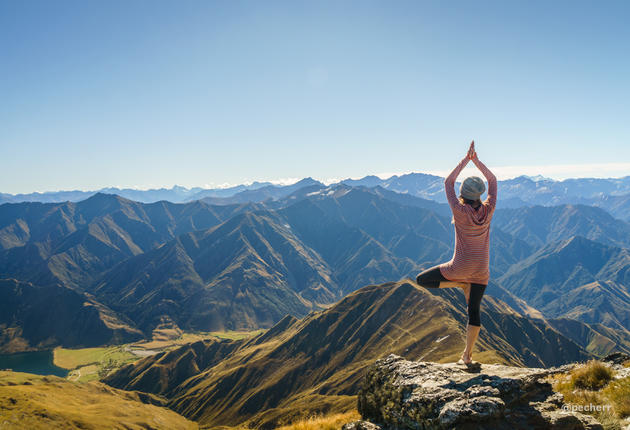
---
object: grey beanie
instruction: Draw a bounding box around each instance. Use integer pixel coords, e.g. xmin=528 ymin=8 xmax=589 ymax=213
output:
xmin=460 ymin=176 xmax=486 ymax=200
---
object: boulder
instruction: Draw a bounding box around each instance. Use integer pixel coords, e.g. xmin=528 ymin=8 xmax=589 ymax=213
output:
xmin=342 ymin=421 xmax=383 ymax=430
xmin=354 ymin=354 xmax=603 ymax=430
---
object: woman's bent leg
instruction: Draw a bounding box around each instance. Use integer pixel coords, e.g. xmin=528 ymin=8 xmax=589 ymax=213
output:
xmin=416 ymin=266 xmax=469 ymax=289
xmin=416 ymin=266 xmax=446 ymax=288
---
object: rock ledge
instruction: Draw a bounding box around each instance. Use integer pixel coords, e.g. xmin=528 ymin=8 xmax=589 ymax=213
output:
xmin=343 ymin=354 xmax=604 ymax=430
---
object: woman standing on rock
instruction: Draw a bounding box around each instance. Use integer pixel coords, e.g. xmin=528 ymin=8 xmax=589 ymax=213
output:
xmin=416 ymin=141 xmax=497 ymax=365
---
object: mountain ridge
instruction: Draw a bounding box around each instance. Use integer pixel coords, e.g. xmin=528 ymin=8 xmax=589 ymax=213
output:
xmin=104 ymin=279 xmax=594 ymax=429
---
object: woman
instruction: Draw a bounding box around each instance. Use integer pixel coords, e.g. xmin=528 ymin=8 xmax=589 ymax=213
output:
xmin=416 ymin=140 xmax=497 ymax=365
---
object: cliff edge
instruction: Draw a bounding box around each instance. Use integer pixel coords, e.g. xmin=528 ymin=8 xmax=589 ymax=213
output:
xmin=343 ymin=353 xmax=630 ymax=430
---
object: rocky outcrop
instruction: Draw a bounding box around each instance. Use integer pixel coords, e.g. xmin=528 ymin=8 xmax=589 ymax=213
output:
xmin=344 ymin=354 xmax=605 ymax=430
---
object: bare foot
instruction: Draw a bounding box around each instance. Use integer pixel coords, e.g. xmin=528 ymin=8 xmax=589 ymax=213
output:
xmin=460 ymin=351 xmax=472 ymax=364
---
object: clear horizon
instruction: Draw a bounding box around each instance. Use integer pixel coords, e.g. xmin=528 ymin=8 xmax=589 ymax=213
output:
xmin=2 ymin=1 xmax=629 ymax=194
xmin=3 ymin=163 xmax=630 ymax=195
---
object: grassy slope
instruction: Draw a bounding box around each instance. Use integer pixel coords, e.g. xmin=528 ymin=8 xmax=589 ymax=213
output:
xmin=106 ymin=280 xmax=591 ymax=429
xmin=53 ymin=330 xmax=264 ymax=382
xmin=0 ymin=371 xmax=197 ymax=430
xmin=54 ymin=346 xmax=138 ymax=382
xmin=275 ymin=410 xmax=361 ymax=430
xmin=54 ymin=346 xmax=136 ymax=370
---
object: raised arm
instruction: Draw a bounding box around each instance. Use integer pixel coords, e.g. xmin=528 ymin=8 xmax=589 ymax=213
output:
xmin=472 ymin=157 xmax=497 ymax=208
xmin=444 ymin=155 xmax=469 ymax=211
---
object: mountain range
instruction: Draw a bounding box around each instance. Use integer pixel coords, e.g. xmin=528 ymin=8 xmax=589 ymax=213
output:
xmin=2 ymin=181 xmax=629 ymax=353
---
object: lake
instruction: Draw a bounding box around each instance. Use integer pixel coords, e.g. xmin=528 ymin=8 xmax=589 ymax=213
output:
xmin=0 ymin=350 xmax=68 ymax=377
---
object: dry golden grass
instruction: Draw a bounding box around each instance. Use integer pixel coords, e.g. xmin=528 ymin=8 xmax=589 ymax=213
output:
xmin=130 ymin=329 xmax=264 ymax=350
xmin=570 ymin=360 xmax=614 ymax=390
xmin=54 ymin=330 xmax=264 ymax=383
xmin=67 ymin=364 xmax=99 ymax=382
xmin=0 ymin=370 xmax=197 ymax=429
xmin=131 ymin=334 xmax=207 ymax=350
xmin=54 ymin=346 xmax=136 ymax=370
xmin=151 ymin=325 xmax=184 ymax=341
xmin=550 ymin=360 xmax=630 ymax=428
xmin=209 ymin=329 xmax=266 ymax=340
xmin=602 ymin=376 xmax=630 ymax=418
xmin=53 ymin=346 xmax=138 ymax=382
xmin=275 ymin=410 xmax=361 ymax=430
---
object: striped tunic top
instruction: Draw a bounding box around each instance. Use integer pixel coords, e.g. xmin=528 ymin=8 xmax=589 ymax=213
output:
xmin=439 ymin=157 xmax=497 ymax=285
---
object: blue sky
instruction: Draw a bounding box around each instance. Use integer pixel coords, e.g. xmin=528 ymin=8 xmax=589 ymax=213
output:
xmin=1 ymin=0 xmax=629 ymax=193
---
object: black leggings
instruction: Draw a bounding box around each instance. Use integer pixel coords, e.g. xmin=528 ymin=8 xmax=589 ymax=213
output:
xmin=416 ymin=266 xmax=486 ymax=327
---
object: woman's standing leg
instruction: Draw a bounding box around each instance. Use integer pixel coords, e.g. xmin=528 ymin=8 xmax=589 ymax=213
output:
xmin=416 ymin=266 xmax=470 ymax=289
xmin=462 ymin=283 xmax=486 ymax=363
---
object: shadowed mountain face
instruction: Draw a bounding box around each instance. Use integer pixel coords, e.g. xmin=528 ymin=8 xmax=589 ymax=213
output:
xmin=493 ymin=204 xmax=630 ymax=249
xmin=500 ymin=236 xmax=626 ymax=297
xmin=94 ymin=210 xmax=340 ymax=333
xmin=0 ymin=193 xmax=264 ymax=290
xmin=498 ymin=236 xmax=630 ymax=330
xmin=547 ymin=317 xmax=630 ymax=357
xmin=278 ymin=197 xmax=422 ymax=294
xmin=590 ymin=192 xmax=630 ymax=222
xmin=104 ymin=280 xmax=592 ymax=429
xmin=543 ymin=281 xmax=630 ymax=330
xmin=0 ymin=279 xmax=142 ymax=353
